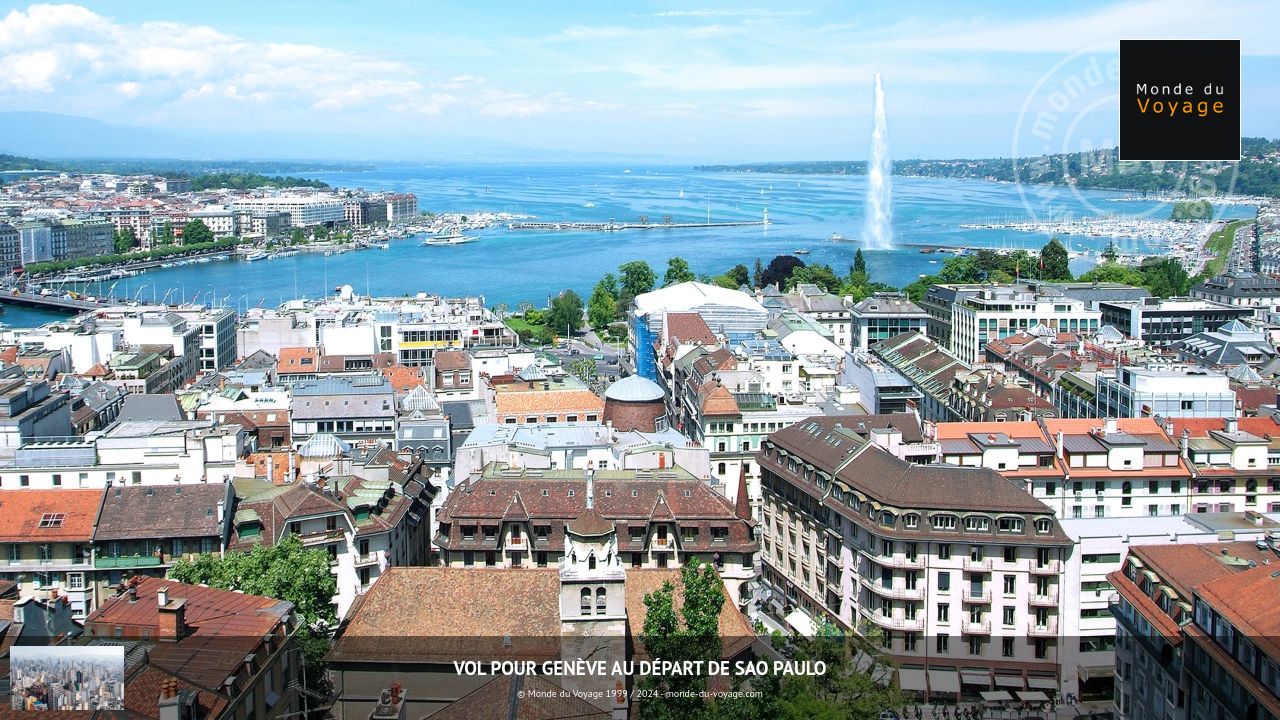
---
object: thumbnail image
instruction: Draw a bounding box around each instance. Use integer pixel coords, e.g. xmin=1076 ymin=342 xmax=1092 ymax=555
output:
xmin=9 ymin=646 xmax=125 ymax=711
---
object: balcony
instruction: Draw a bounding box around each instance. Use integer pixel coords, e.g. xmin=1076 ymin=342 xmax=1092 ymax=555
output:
xmin=1028 ymin=618 xmax=1059 ymax=637
xmin=868 ymin=613 xmax=924 ymax=631
xmin=864 ymin=579 xmax=925 ymax=601
xmin=962 ymin=588 xmax=992 ymax=603
xmin=6 ymin=558 xmax=93 ymax=570
xmin=962 ymin=619 xmax=992 ymax=634
xmin=963 ymin=557 xmax=993 ymax=571
xmin=506 ymin=536 xmax=526 ymax=549
xmin=95 ymin=555 xmax=164 ymax=569
xmin=861 ymin=548 xmax=924 ymax=569
xmin=353 ymin=552 xmax=381 ymax=567
xmin=1030 ymin=560 xmax=1062 ymax=575
xmin=651 ymin=537 xmax=675 ymax=552
xmin=1029 ymin=593 xmax=1059 ymax=607
xmin=299 ymin=529 xmax=345 ymax=547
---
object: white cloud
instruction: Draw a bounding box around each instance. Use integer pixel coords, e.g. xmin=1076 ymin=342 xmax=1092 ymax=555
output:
xmin=115 ymin=81 xmax=140 ymax=98
xmin=0 ymin=50 xmax=60 ymax=91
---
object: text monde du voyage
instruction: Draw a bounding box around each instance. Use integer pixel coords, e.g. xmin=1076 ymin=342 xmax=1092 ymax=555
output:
xmin=1134 ymin=82 xmax=1228 ymax=118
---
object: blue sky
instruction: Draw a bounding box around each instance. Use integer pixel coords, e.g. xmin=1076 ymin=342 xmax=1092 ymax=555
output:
xmin=0 ymin=1 xmax=1277 ymax=161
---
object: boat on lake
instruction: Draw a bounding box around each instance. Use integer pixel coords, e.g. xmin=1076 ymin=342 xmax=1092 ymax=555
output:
xmin=243 ymin=251 xmax=268 ymax=262
xmin=424 ymin=229 xmax=479 ymax=246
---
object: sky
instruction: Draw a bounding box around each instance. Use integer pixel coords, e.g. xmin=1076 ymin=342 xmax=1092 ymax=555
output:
xmin=0 ymin=0 xmax=1278 ymax=162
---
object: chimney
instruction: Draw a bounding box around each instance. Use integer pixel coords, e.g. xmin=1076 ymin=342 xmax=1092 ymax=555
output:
xmin=1103 ymin=417 xmax=1118 ymax=435
xmin=1225 ymin=417 xmax=1239 ymax=434
xmin=157 ymin=593 xmax=187 ymax=642
xmin=158 ymin=680 xmax=182 ymax=720
xmin=1055 ymin=431 xmax=1064 ymax=460
xmin=216 ymin=498 xmax=225 ymax=524
xmin=128 ymin=586 xmax=138 ymax=603
xmin=370 ymin=683 xmax=408 ymax=720
xmin=1180 ymin=429 xmax=1190 ymax=459
xmin=157 ymin=586 xmax=168 ymax=607
xmin=585 ymin=463 xmax=595 ymax=509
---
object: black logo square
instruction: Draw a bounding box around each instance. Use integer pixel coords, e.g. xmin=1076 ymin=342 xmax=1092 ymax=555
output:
xmin=1119 ymin=39 xmax=1240 ymax=161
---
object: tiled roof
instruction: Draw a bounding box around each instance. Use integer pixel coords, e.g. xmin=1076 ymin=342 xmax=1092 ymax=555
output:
xmin=276 ymin=346 xmax=317 ymax=374
xmin=665 ymin=312 xmax=718 ymax=346
xmin=1195 ymin=564 xmax=1280 ymax=660
xmin=124 ymin=664 xmax=229 ymax=720
xmin=698 ymin=382 xmax=740 ymax=416
xmin=495 ymin=390 xmax=604 ymax=417
xmin=1169 ymin=416 xmax=1280 ymax=438
xmin=626 ymin=569 xmax=755 ymax=660
xmin=0 ymin=489 xmax=101 ymax=542
xmin=433 ymin=349 xmax=472 ymax=371
xmin=380 ymin=365 xmax=425 ymax=393
xmin=95 ymin=484 xmax=225 ymax=542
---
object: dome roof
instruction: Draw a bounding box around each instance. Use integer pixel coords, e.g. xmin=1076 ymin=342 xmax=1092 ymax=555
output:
xmin=604 ymin=375 xmax=665 ymax=403
xmin=298 ymin=433 xmax=351 ymax=459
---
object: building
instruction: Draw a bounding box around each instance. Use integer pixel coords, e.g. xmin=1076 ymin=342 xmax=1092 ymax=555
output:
xmin=1174 ymin=319 xmax=1278 ymax=371
xmin=1098 ymin=297 xmax=1252 ymax=346
xmin=839 ymin=351 xmax=924 ymax=415
xmin=431 ymin=349 xmax=474 ymax=398
xmin=950 ymin=285 xmax=1101 ymax=364
xmin=1191 ymin=270 xmax=1280 ymax=317
xmin=82 ymin=577 xmax=301 ymax=720
xmin=488 ymin=369 xmax=604 ymax=426
xmin=1169 ymin=416 xmax=1280 ymax=514
xmin=15 ymin=217 xmax=113 ymax=264
xmin=384 ymin=193 xmax=418 ymax=223
xmin=602 ymin=375 xmax=667 ymax=432
xmin=758 ymin=416 xmax=1074 ymax=698
xmin=186 ymin=207 xmax=239 ymax=238
xmin=774 ymin=284 xmax=855 ymax=351
xmin=433 ymin=463 xmax=758 ymax=605
xmin=871 ymin=331 xmax=970 ymax=422
xmin=91 ymin=483 xmax=230 ymax=604
xmin=230 ymin=195 xmax=344 ymax=227
xmin=0 ymin=365 xmax=74 ymax=463
xmin=1108 ymin=541 xmax=1280 ymax=720
xmin=0 ymin=222 xmax=21 ymax=272
xmin=94 ymin=206 xmax=154 ymax=245
xmin=850 ymin=294 xmax=929 ymax=352
xmin=289 ymin=376 xmax=397 ymax=446
xmin=1093 ymin=365 xmax=1238 ymax=419
xmin=242 ymin=210 xmax=291 ymax=239
xmin=0 ymin=488 xmax=100 ymax=616
xmin=630 ymin=282 xmax=768 ymax=381
xmin=327 ymin=561 xmax=755 ymax=720
xmin=228 ymin=444 xmax=435 ymax=619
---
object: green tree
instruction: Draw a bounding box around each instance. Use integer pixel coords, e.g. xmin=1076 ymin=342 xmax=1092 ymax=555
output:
xmin=1039 ymin=238 xmax=1072 ymax=280
xmin=663 ymin=257 xmax=696 ymax=286
xmin=158 ymin=222 xmax=176 ymax=246
xmin=752 ymin=258 xmax=764 ymax=288
xmin=313 ymin=225 xmax=330 ymax=241
xmin=1140 ymin=257 xmax=1191 ymax=297
xmin=853 ymin=249 xmax=867 ymax=276
xmin=169 ymin=534 xmax=337 ymax=702
xmin=588 ymin=276 xmax=619 ymax=329
xmin=1102 ymin=240 xmax=1119 ymax=262
xmin=567 ymin=357 xmax=597 ymax=385
xmin=182 ymin=219 xmax=214 ymax=246
xmin=759 ymin=255 xmax=806 ymax=290
xmin=619 ymin=260 xmax=657 ymax=298
xmin=113 ymin=228 xmax=137 ymax=254
xmin=290 ymin=227 xmax=306 ymax=245
xmin=546 ymin=289 xmax=585 ymax=337
xmin=725 ymin=264 xmax=750 ymax=288
xmin=769 ymin=623 xmax=908 ymax=720
xmin=789 ymin=263 xmax=842 ymax=293
xmin=637 ymin=559 xmax=724 ymax=720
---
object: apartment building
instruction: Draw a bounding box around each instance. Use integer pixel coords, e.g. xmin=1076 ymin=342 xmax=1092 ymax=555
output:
xmin=433 ymin=464 xmax=759 ymax=605
xmin=0 ymin=222 xmax=21 ymax=272
xmin=872 ymin=331 xmax=970 ymax=422
xmin=1098 ymin=297 xmax=1252 ymax=346
xmin=289 ymin=376 xmax=397 ymax=446
xmin=230 ymin=195 xmax=345 ymax=227
xmin=1169 ymin=416 xmax=1280 ymax=514
xmin=773 ymin=283 xmax=855 ymax=351
xmin=1191 ymin=270 xmax=1280 ymax=317
xmin=950 ymin=285 xmax=1101 ymax=364
xmin=384 ymin=193 xmax=418 ymax=223
xmin=759 ymin=416 xmax=1073 ymax=698
xmin=0 ymin=489 xmax=100 ymax=616
xmin=1109 ymin=541 xmax=1280 ymax=720
xmin=0 ymin=365 xmax=74 ymax=462
xmin=850 ymin=293 xmax=929 ymax=352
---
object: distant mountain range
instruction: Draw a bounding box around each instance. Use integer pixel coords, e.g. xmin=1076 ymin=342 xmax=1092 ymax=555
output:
xmin=697 ymin=138 xmax=1280 ymax=197
xmin=0 ymin=111 xmax=676 ymax=166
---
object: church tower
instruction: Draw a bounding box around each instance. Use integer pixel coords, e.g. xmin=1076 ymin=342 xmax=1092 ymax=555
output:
xmin=558 ymin=466 xmax=628 ymax=720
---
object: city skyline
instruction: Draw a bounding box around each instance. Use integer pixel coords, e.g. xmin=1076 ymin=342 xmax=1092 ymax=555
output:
xmin=0 ymin=1 xmax=1278 ymax=162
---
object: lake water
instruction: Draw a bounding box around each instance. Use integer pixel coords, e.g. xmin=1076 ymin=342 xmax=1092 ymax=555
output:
xmin=5 ymin=165 xmax=1255 ymax=327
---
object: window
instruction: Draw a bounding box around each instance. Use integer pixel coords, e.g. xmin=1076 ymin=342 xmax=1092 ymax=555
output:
xmin=938 ymin=544 xmax=951 ymax=560
xmin=485 ymin=551 xmax=496 ymax=567
xmin=1003 ymin=607 xmax=1015 ymax=626
xmin=937 ymin=572 xmax=950 ymax=592
xmin=1003 ymin=546 xmax=1017 ymax=563
xmin=19 ymin=475 xmax=29 ymax=487
xmin=936 ymin=635 xmax=949 ymax=654
xmin=996 ymin=517 xmax=1024 ymax=533
xmin=937 ymin=603 xmax=950 ymax=623
xmin=1002 ymin=637 xmax=1015 ymax=657
xmin=596 ymin=588 xmax=607 ymax=615
xmin=51 ymin=474 xmax=61 ymax=487
xmin=37 ymin=513 xmax=65 ymax=529
xmin=1002 ymin=575 xmax=1016 ymax=595
xmin=1035 ymin=518 xmax=1051 ymax=534
xmin=580 ymin=588 xmax=592 ymax=616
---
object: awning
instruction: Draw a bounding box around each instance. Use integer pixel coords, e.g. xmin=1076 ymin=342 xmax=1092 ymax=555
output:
xmin=898 ymin=667 xmax=928 ymax=692
xmin=785 ymin=609 xmax=816 ymax=638
xmin=994 ymin=674 xmax=1023 ymax=688
xmin=928 ymin=668 xmax=961 ymax=694
xmin=980 ymin=690 xmax=1013 ymax=702
xmin=1017 ymin=691 xmax=1050 ymax=702
xmin=1026 ymin=677 xmax=1059 ymax=690
xmin=961 ymin=669 xmax=991 ymax=686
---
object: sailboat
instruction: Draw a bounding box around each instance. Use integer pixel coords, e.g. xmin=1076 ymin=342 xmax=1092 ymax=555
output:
xmin=679 ymin=189 xmax=685 ymax=198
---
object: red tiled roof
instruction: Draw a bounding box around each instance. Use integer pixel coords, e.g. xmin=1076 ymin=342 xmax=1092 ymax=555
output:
xmin=665 ymin=312 xmax=718 ymax=346
xmin=380 ymin=365 xmax=424 ymax=394
xmin=433 ymin=350 xmax=472 ymax=371
xmin=1169 ymin=416 xmax=1280 ymax=438
xmin=0 ymin=489 xmax=101 ymax=542
xmin=276 ymin=347 xmax=316 ymax=374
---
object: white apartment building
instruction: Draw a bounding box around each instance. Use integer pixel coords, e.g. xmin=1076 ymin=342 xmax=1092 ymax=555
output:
xmin=187 ymin=207 xmax=239 ymax=237
xmin=0 ymin=419 xmax=245 ymax=489
xmin=760 ymin=416 xmax=1072 ymax=700
xmin=951 ymin=286 xmax=1101 ymax=363
xmin=231 ymin=195 xmax=345 ymax=227
xmin=1094 ymin=365 xmax=1237 ymax=419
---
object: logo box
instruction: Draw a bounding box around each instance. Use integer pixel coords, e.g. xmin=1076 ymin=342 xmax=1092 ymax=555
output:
xmin=1119 ymin=39 xmax=1240 ymax=161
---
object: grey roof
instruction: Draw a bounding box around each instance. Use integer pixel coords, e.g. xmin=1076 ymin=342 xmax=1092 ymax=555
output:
xmin=298 ymin=433 xmax=351 ymax=458
xmin=94 ymin=484 xmax=226 ymax=541
xmin=441 ymin=400 xmax=477 ymax=429
xmin=400 ymin=385 xmax=440 ymax=414
xmin=292 ymin=392 xmax=395 ymax=419
xmin=604 ymin=375 xmax=664 ymax=402
xmin=292 ymin=375 xmax=392 ymax=396
xmin=116 ymin=393 xmax=183 ymax=423
xmin=78 ymin=381 xmax=124 ymax=412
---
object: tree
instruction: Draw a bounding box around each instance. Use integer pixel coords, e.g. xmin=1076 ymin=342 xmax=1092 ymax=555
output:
xmin=1140 ymin=257 xmax=1191 ymax=297
xmin=664 ymin=257 xmax=696 ymax=287
xmin=588 ymin=276 xmax=619 ymax=329
xmin=169 ymin=535 xmax=337 ymax=703
xmin=546 ymin=289 xmax=585 ymax=336
xmin=1039 ymin=238 xmax=1072 ymax=281
xmin=726 ymin=264 xmax=750 ymax=288
xmin=853 ymin=249 xmax=867 ymax=276
xmin=182 ymin=219 xmax=214 ymax=246
xmin=1102 ymin=240 xmax=1119 ymax=262
xmin=158 ymin=222 xmax=176 ymax=247
xmin=767 ymin=623 xmax=908 ymax=720
xmin=313 ymin=225 xmax=330 ymax=241
xmin=752 ymin=258 xmax=764 ymax=288
xmin=637 ymin=559 xmax=724 ymax=720
xmin=789 ymin=263 xmax=842 ymax=293
xmin=516 ymin=301 xmax=535 ymax=317
xmin=290 ymin=227 xmax=306 ymax=245
xmin=758 ymin=255 xmax=806 ymax=290
xmin=492 ymin=302 xmax=509 ymax=319
xmin=619 ymin=260 xmax=656 ymax=299
xmin=1078 ymin=261 xmax=1143 ymax=285
xmin=567 ymin=357 xmax=597 ymax=385
xmin=113 ymin=228 xmax=136 ymax=254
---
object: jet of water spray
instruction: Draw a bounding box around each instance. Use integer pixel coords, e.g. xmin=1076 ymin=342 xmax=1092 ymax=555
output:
xmin=863 ymin=73 xmax=893 ymax=250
